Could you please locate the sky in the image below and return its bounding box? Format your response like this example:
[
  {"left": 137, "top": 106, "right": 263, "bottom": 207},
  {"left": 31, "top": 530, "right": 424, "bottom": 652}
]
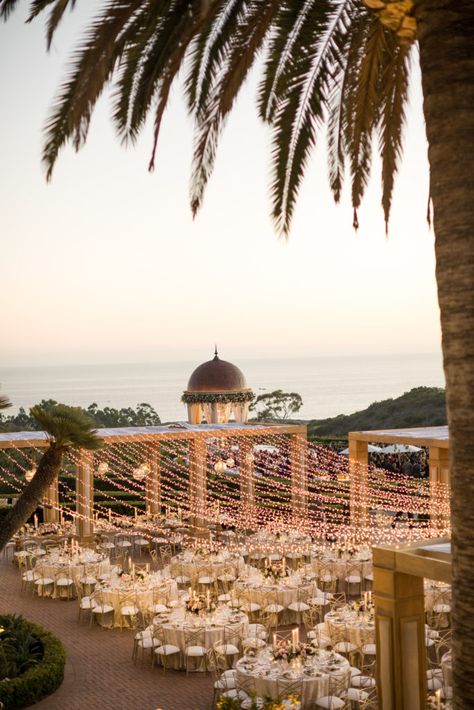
[{"left": 0, "top": 2, "right": 442, "bottom": 368}]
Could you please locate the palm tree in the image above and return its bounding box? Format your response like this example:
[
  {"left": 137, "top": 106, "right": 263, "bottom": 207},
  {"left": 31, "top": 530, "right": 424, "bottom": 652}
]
[
  {"left": 1, "top": 0, "right": 473, "bottom": 705},
  {"left": 0, "top": 404, "right": 102, "bottom": 552}
]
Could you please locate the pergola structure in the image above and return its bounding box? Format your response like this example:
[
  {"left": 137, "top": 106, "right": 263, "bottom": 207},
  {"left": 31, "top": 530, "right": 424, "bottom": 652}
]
[
  {"left": 373, "top": 537, "right": 451, "bottom": 709},
  {"left": 348, "top": 426, "right": 450, "bottom": 530},
  {"left": 0, "top": 421, "right": 307, "bottom": 539}
]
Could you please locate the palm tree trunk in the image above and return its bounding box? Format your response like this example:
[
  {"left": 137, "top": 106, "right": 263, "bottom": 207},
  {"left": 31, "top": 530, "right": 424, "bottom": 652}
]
[
  {"left": 415, "top": 1, "right": 474, "bottom": 707},
  {"left": 0, "top": 446, "right": 64, "bottom": 553}
]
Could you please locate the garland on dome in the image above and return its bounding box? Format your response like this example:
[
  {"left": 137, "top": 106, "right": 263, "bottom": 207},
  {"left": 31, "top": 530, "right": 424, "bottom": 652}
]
[{"left": 181, "top": 390, "right": 254, "bottom": 404}]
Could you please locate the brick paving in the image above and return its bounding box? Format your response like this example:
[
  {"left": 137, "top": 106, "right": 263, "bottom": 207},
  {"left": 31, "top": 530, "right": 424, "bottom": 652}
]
[{"left": 0, "top": 555, "right": 214, "bottom": 710}]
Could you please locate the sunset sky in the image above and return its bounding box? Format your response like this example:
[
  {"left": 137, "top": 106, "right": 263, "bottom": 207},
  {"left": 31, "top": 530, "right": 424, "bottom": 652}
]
[{"left": 0, "top": 3, "right": 441, "bottom": 368}]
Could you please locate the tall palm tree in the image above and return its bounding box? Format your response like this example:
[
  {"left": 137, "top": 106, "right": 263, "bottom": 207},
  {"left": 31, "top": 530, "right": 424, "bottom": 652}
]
[
  {"left": 0, "top": 404, "right": 102, "bottom": 552},
  {"left": 1, "top": 0, "right": 473, "bottom": 705}
]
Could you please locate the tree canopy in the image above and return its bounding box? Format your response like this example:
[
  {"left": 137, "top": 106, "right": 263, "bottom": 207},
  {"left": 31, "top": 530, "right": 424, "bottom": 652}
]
[
  {"left": 250, "top": 389, "right": 303, "bottom": 421},
  {"left": 0, "top": 400, "right": 161, "bottom": 433}
]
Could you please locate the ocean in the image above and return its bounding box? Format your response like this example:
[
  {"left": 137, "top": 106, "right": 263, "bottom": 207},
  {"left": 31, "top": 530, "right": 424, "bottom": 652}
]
[{"left": 0, "top": 353, "right": 445, "bottom": 423}]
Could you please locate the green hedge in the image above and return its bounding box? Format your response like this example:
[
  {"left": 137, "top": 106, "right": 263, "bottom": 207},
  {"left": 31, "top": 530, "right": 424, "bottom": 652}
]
[{"left": 0, "top": 618, "right": 66, "bottom": 710}]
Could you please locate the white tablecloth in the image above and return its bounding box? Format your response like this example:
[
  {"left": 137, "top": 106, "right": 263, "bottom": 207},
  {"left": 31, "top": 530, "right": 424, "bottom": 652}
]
[
  {"left": 236, "top": 649, "right": 350, "bottom": 708},
  {"left": 154, "top": 609, "right": 248, "bottom": 670},
  {"left": 97, "top": 576, "right": 178, "bottom": 627}
]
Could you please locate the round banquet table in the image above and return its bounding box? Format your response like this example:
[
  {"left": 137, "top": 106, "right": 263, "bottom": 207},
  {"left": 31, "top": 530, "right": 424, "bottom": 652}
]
[
  {"left": 310, "top": 551, "right": 372, "bottom": 582},
  {"left": 169, "top": 551, "right": 245, "bottom": 581},
  {"left": 323, "top": 609, "right": 375, "bottom": 647},
  {"left": 153, "top": 608, "right": 248, "bottom": 670},
  {"left": 34, "top": 552, "right": 110, "bottom": 597},
  {"left": 96, "top": 575, "right": 178, "bottom": 627},
  {"left": 235, "top": 648, "right": 350, "bottom": 707},
  {"left": 234, "top": 573, "right": 316, "bottom": 621}
]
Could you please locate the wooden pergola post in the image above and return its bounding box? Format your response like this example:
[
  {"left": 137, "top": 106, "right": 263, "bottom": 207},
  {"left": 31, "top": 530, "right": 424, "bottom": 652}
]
[
  {"left": 349, "top": 435, "right": 369, "bottom": 530},
  {"left": 373, "top": 539, "right": 451, "bottom": 710},
  {"left": 189, "top": 435, "right": 207, "bottom": 536},
  {"left": 239, "top": 437, "right": 255, "bottom": 512},
  {"left": 76, "top": 449, "right": 94, "bottom": 540},
  {"left": 146, "top": 446, "right": 161, "bottom": 515},
  {"left": 428, "top": 446, "right": 450, "bottom": 533},
  {"left": 290, "top": 433, "right": 307, "bottom": 518},
  {"left": 43, "top": 478, "right": 59, "bottom": 523},
  {"left": 374, "top": 546, "right": 427, "bottom": 710}
]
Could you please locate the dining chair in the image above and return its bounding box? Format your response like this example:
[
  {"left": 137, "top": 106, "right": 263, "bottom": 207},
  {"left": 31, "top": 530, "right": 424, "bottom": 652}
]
[
  {"left": 153, "top": 626, "right": 181, "bottom": 672},
  {"left": 183, "top": 627, "right": 208, "bottom": 673}
]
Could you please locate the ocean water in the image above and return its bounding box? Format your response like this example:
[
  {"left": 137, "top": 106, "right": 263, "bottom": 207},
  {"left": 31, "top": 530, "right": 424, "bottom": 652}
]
[{"left": 0, "top": 353, "right": 444, "bottom": 422}]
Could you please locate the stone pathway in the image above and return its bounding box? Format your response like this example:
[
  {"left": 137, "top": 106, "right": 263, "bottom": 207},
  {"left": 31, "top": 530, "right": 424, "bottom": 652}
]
[{"left": 0, "top": 556, "right": 214, "bottom": 710}]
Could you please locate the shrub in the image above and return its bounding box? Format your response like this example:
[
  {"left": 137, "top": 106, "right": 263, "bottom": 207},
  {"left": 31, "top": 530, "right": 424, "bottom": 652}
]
[{"left": 0, "top": 615, "right": 65, "bottom": 710}]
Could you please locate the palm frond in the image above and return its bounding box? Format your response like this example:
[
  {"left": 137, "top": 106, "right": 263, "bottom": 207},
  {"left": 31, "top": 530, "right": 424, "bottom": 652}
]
[
  {"left": 269, "top": 0, "right": 356, "bottom": 234},
  {"left": 378, "top": 42, "right": 411, "bottom": 228},
  {"left": 0, "top": 0, "right": 21, "bottom": 21},
  {"left": 26, "top": 0, "right": 77, "bottom": 50},
  {"left": 0, "top": 395, "right": 12, "bottom": 410},
  {"left": 342, "top": 14, "right": 388, "bottom": 222},
  {"left": 189, "top": 0, "right": 279, "bottom": 214},
  {"left": 185, "top": 0, "right": 242, "bottom": 114},
  {"left": 42, "top": 0, "right": 143, "bottom": 180},
  {"left": 30, "top": 404, "right": 102, "bottom": 451}
]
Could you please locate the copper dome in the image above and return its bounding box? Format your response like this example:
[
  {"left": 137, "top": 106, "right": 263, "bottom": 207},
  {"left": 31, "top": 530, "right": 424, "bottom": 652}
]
[{"left": 186, "top": 350, "right": 249, "bottom": 393}]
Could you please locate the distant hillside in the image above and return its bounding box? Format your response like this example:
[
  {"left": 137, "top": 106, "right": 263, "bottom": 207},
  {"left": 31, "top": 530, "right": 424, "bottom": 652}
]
[{"left": 308, "top": 387, "right": 446, "bottom": 440}]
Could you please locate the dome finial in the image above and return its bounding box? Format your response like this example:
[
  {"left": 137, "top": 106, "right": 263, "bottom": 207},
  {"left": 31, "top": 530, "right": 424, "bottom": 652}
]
[{"left": 214, "top": 344, "right": 219, "bottom": 360}]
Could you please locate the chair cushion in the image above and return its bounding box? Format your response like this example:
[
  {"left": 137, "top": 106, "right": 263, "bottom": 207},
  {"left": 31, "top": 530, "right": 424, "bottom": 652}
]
[
  {"left": 138, "top": 636, "right": 160, "bottom": 649},
  {"left": 35, "top": 577, "right": 54, "bottom": 585},
  {"left": 175, "top": 576, "right": 190, "bottom": 584},
  {"left": 214, "top": 677, "right": 237, "bottom": 690},
  {"left": 433, "top": 604, "right": 451, "bottom": 613},
  {"left": 241, "top": 602, "right": 261, "bottom": 612},
  {"left": 184, "top": 645, "right": 206, "bottom": 656},
  {"left": 346, "top": 688, "right": 369, "bottom": 702},
  {"left": 80, "top": 596, "right": 96, "bottom": 609},
  {"left": 288, "top": 601, "right": 310, "bottom": 612},
  {"left": 352, "top": 676, "right": 376, "bottom": 688},
  {"left": 242, "top": 637, "right": 266, "bottom": 649},
  {"left": 362, "top": 643, "right": 377, "bottom": 655},
  {"left": 264, "top": 604, "right": 284, "bottom": 613},
  {"left": 121, "top": 605, "right": 139, "bottom": 615},
  {"left": 315, "top": 696, "right": 345, "bottom": 709},
  {"left": 214, "top": 643, "right": 239, "bottom": 655},
  {"left": 148, "top": 603, "right": 168, "bottom": 614},
  {"left": 248, "top": 624, "right": 266, "bottom": 638},
  {"left": 345, "top": 575, "right": 361, "bottom": 583},
  {"left": 93, "top": 604, "right": 114, "bottom": 614},
  {"left": 197, "top": 576, "right": 214, "bottom": 584},
  {"left": 155, "top": 644, "right": 181, "bottom": 655},
  {"left": 218, "top": 573, "right": 236, "bottom": 582}
]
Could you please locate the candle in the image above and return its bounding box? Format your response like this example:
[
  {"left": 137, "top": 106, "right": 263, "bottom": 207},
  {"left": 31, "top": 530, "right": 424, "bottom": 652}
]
[
  {"left": 134, "top": 507, "right": 137, "bottom": 520},
  {"left": 435, "top": 689, "right": 441, "bottom": 710},
  {"left": 206, "top": 590, "right": 210, "bottom": 609},
  {"left": 188, "top": 587, "right": 192, "bottom": 599},
  {"left": 33, "top": 514, "right": 38, "bottom": 529},
  {"left": 272, "top": 633, "right": 277, "bottom": 648},
  {"left": 108, "top": 508, "right": 112, "bottom": 523}
]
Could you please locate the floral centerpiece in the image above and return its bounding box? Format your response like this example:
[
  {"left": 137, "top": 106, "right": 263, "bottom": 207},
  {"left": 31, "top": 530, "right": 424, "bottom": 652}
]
[
  {"left": 263, "top": 563, "right": 289, "bottom": 582},
  {"left": 185, "top": 593, "right": 216, "bottom": 615},
  {"left": 350, "top": 599, "right": 375, "bottom": 615},
  {"left": 272, "top": 639, "right": 317, "bottom": 663}
]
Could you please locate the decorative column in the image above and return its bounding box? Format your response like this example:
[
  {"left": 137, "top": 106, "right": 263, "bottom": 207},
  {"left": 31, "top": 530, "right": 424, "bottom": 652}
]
[
  {"left": 239, "top": 437, "right": 255, "bottom": 513},
  {"left": 348, "top": 435, "right": 369, "bottom": 530},
  {"left": 189, "top": 436, "right": 207, "bottom": 537},
  {"left": 373, "top": 546, "right": 427, "bottom": 710},
  {"left": 76, "top": 450, "right": 94, "bottom": 540},
  {"left": 146, "top": 446, "right": 161, "bottom": 515},
  {"left": 428, "top": 446, "right": 450, "bottom": 533},
  {"left": 43, "top": 478, "right": 59, "bottom": 523},
  {"left": 290, "top": 433, "right": 307, "bottom": 518}
]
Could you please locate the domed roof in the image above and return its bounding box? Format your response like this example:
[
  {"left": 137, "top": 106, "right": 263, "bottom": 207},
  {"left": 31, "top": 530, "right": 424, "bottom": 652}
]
[{"left": 186, "top": 348, "right": 249, "bottom": 393}]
